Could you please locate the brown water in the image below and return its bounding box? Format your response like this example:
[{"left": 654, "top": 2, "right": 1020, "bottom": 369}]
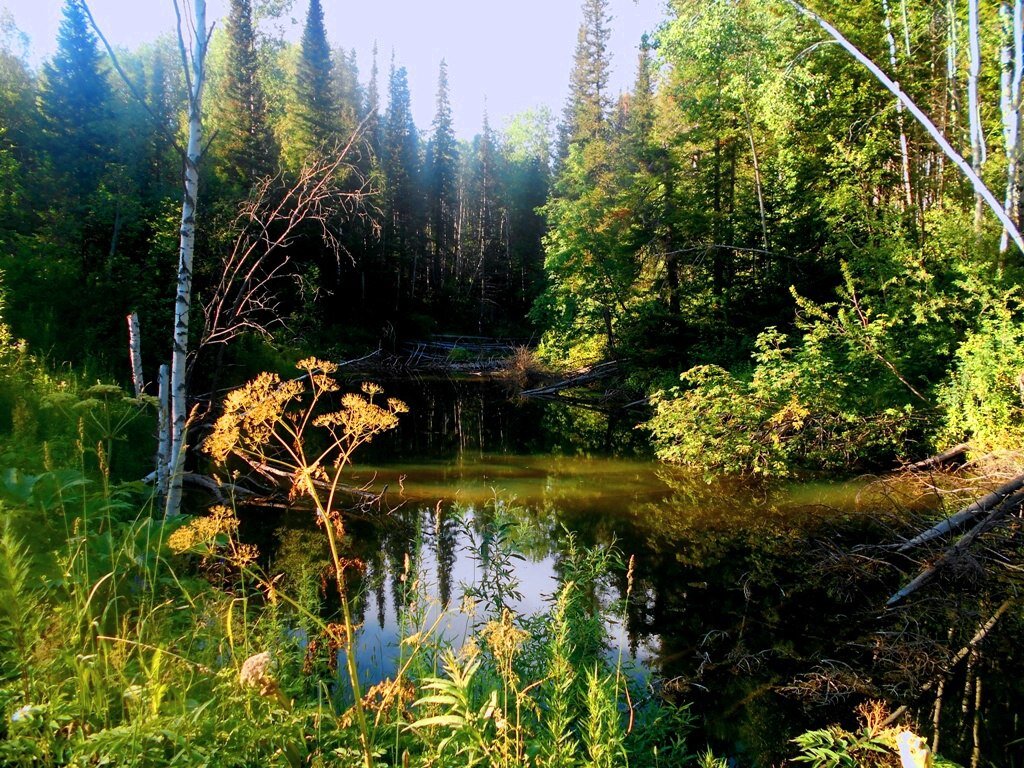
[{"left": 252, "top": 378, "right": 1024, "bottom": 767}]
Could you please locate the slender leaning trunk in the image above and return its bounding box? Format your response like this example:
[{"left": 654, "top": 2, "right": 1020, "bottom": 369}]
[
  {"left": 968, "top": 0, "right": 986, "bottom": 228},
  {"left": 165, "top": 0, "right": 207, "bottom": 519},
  {"left": 1000, "top": 0, "right": 1024, "bottom": 255}
]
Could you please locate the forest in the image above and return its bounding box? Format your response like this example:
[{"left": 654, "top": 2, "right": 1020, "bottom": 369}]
[{"left": 1, "top": 0, "right": 1024, "bottom": 765}]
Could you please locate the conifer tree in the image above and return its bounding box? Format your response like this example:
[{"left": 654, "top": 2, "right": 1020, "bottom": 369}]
[
  {"left": 426, "top": 59, "right": 458, "bottom": 295},
  {"left": 286, "top": 0, "right": 338, "bottom": 168},
  {"left": 333, "top": 47, "right": 362, "bottom": 136},
  {"left": 215, "top": 0, "right": 277, "bottom": 190},
  {"left": 556, "top": 0, "right": 612, "bottom": 160},
  {"left": 383, "top": 60, "right": 422, "bottom": 303},
  {"left": 38, "top": 0, "right": 111, "bottom": 195},
  {"left": 364, "top": 41, "right": 381, "bottom": 151}
]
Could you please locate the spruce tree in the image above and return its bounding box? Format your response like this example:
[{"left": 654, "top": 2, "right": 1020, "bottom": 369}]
[
  {"left": 556, "top": 0, "right": 612, "bottom": 160},
  {"left": 383, "top": 60, "right": 422, "bottom": 303},
  {"left": 286, "top": 0, "right": 338, "bottom": 168},
  {"left": 333, "top": 47, "right": 362, "bottom": 136},
  {"left": 215, "top": 0, "right": 278, "bottom": 190},
  {"left": 38, "top": 0, "right": 111, "bottom": 195},
  {"left": 364, "top": 41, "right": 381, "bottom": 151},
  {"left": 426, "top": 59, "right": 458, "bottom": 295}
]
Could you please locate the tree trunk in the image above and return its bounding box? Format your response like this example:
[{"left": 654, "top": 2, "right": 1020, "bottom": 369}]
[
  {"left": 126, "top": 312, "right": 144, "bottom": 397},
  {"left": 882, "top": 0, "right": 915, "bottom": 211},
  {"left": 969, "top": 0, "right": 986, "bottom": 229},
  {"left": 165, "top": 0, "right": 207, "bottom": 519},
  {"left": 1000, "top": 0, "right": 1024, "bottom": 255},
  {"left": 157, "top": 363, "right": 170, "bottom": 503}
]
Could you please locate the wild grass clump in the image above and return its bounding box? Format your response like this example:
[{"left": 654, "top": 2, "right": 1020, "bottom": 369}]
[{"left": 502, "top": 345, "right": 548, "bottom": 389}]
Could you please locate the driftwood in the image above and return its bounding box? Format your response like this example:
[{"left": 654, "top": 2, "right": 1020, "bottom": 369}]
[
  {"left": 888, "top": 489, "right": 1024, "bottom": 605},
  {"left": 521, "top": 361, "right": 619, "bottom": 399},
  {"left": 233, "top": 453, "right": 379, "bottom": 503},
  {"left": 897, "top": 472, "right": 1024, "bottom": 552},
  {"left": 903, "top": 443, "right": 971, "bottom": 473},
  {"left": 400, "top": 336, "right": 529, "bottom": 374}
]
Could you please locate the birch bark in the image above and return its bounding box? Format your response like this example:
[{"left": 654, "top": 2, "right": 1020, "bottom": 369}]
[
  {"left": 1000, "top": 0, "right": 1024, "bottom": 254},
  {"left": 165, "top": 0, "right": 208, "bottom": 519},
  {"left": 126, "top": 312, "right": 143, "bottom": 397},
  {"left": 969, "top": 0, "right": 986, "bottom": 227}
]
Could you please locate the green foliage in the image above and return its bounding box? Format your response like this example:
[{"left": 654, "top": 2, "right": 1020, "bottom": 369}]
[
  {"left": 791, "top": 726, "right": 893, "bottom": 768},
  {"left": 208, "top": 0, "right": 278, "bottom": 192},
  {"left": 647, "top": 322, "right": 916, "bottom": 478},
  {"left": 938, "top": 299, "right": 1024, "bottom": 455}
]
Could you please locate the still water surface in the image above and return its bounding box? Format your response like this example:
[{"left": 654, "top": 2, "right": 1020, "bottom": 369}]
[{"left": 251, "top": 377, "right": 1020, "bottom": 765}]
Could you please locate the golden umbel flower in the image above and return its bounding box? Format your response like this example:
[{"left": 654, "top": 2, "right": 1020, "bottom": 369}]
[
  {"left": 205, "top": 372, "right": 304, "bottom": 462},
  {"left": 167, "top": 505, "right": 239, "bottom": 554}
]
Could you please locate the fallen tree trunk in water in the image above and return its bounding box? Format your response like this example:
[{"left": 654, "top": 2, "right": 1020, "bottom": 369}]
[
  {"left": 897, "top": 472, "right": 1024, "bottom": 552},
  {"left": 903, "top": 442, "right": 971, "bottom": 473},
  {"left": 888, "top": 488, "right": 1024, "bottom": 604},
  {"left": 520, "top": 360, "right": 619, "bottom": 399}
]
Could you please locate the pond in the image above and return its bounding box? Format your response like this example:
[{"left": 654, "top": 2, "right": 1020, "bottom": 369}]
[{"left": 245, "top": 377, "right": 1024, "bottom": 767}]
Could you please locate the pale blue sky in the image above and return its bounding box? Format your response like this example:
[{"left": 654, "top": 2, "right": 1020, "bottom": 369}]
[{"left": 3, "top": 0, "right": 668, "bottom": 138}]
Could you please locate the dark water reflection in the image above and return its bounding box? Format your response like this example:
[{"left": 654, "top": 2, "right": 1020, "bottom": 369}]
[{"left": 251, "top": 378, "right": 1024, "bottom": 767}]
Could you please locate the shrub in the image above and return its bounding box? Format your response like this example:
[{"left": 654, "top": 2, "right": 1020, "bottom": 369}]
[{"left": 937, "top": 299, "right": 1024, "bottom": 458}]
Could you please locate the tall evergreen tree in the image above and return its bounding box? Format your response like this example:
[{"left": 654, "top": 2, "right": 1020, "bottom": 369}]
[
  {"left": 364, "top": 41, "right": 381, "bottom": 151},
  {"left": 383, "top": 60, "right": 422, "bottom": 305},
  {"left": 426, "top": 59, "right": 458, "bottom": 296},
  {"left": 38, "top": 0, "right": 111, "bottom": 196},
  {"left": 285, "top": 0, "right": 338, "bottom": 168},
  {"left": 214, "top": 0, "right": 278, "bottom": 190},
  {"left": 556, "top": 0, "right": 612, "bottom": 160},
  {"left": 333, "top": 47, "right": 362, "bottom": 136}
]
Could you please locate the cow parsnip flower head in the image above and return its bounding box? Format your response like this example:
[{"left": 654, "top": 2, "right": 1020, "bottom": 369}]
[
  {"left": 167, "top": 505, "right": 239, "bottom": 553},
  {"left": 205, "top": 372, "right": 305, "bottom": 462}
]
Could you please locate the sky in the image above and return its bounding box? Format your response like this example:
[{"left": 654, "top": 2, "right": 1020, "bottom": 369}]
[{"left": 2, "top": 0, "right": 669, "bottom": 138}]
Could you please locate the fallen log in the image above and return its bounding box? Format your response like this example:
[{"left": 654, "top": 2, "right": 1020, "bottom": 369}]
[
  {"left": 903, "top": 442, "right": 971, "bottom": 473},
  {"left": 521, "top": 360, "right": 619, "bottom": 399},
  {"left": 888, "top": 489, "right": 1024, "bottom": 605},
  {"left": 233, "top": 453, "right": 379, "bottom": 503},
  {"left": 897, "top": 472, "right": 1024, "bottom": 552}
]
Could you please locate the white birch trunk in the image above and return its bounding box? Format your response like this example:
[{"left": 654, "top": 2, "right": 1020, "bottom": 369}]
[
  {"left": 157, "top": 363, "right": 170, "bottom": 502},
  {"left": 1000, "top": 0, "right": 1024, "bottom": 253},
  {"left": 165, "top": 0, "right": 208, "bottom": 519},
  {"left": 786, "top": 0, "right": 1024, "bottom": 254},
  {"left": 882, "top": 0, "right": 914, "bottom": 211},
  {"left": 127, "top": 312, "right": 144, "bottom": 397},
  {"left": 945, "top": 0, "right": 960, "bottom": 187},
  {"left": 969, "top": 0, "right": 986, "bottom": 227}
]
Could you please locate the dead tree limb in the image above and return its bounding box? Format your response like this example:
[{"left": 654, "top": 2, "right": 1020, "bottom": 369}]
[
  {"left": 888, "top": 491, "right": 1024, "bottom": 604},
  {"left": 200, "top": 137, "right": 378, "bottom": 352},
  {"left": 903, "top": 443, "right": 971, "bottom": 474},
  {"left": 898, "top": 472, "right": 1024, "bottom": 552}
]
